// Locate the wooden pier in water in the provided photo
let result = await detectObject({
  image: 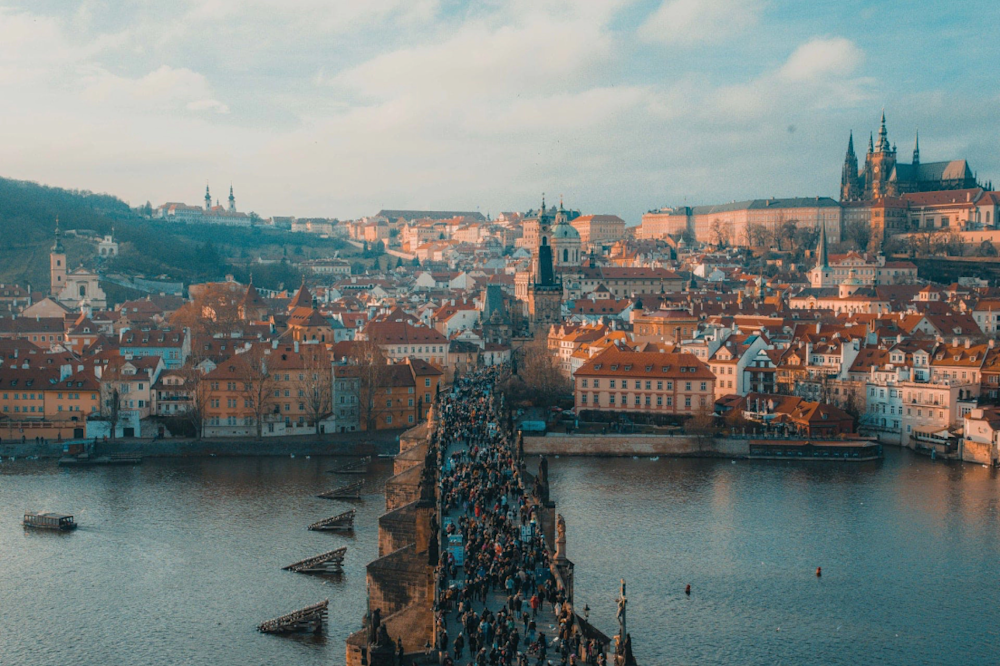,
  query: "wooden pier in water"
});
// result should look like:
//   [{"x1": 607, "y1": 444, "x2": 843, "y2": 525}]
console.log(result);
[
  {"x1": 282, "y1": 547, "x2": 347, "y2": 574},
  {"x1": 308, "y1": 509, "x2": 355, "y2": 532},
  {"x1": 328, "y1": 456, "x2": 371, "y2": 474},
  {"x1": 317, "y1": 480, "x2": 363, "y2": 500},
  {"x1": 257, "y1": 599, "x2": 329, "y2": 634}
]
